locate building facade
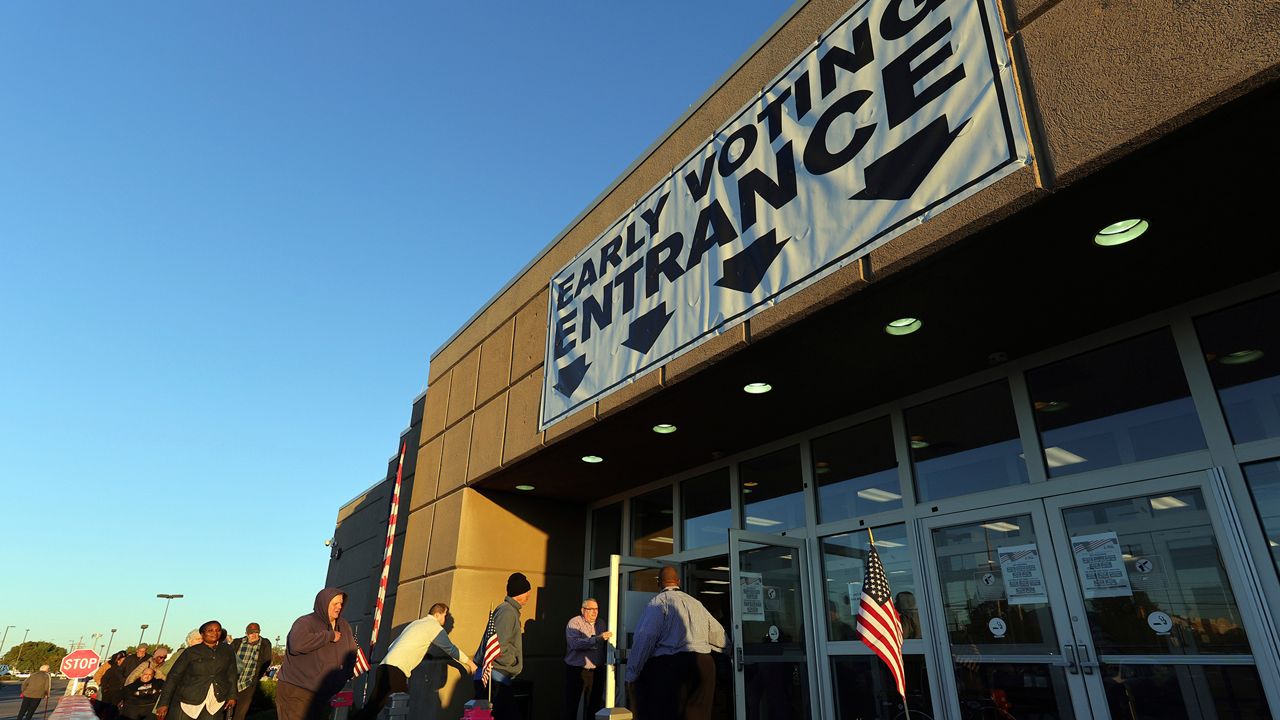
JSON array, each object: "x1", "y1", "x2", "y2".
[{"x1": 375, "y1": 0, "x2": 1280, "y2": 718}]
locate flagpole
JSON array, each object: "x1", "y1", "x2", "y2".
[{"x1": 487, "y1": 605, "x2": 493, "y2": 708}]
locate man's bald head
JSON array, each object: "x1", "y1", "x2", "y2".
[{"x1": 660, "y1": 566, "x2": 680, "y2": 587}]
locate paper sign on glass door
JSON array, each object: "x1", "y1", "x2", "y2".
[
  {"x1": 740, "y1": 572, "x2": 766, "y2": 621},
  {"x1": 997, "y1": 543, "x2": 1048, "y2": 605},
  {"x1": 1071, "y1": 531, "x2": 1133, "y2": 599}
]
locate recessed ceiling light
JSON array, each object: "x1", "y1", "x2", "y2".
[
  {"x1": 909, "y1": 435, "x2": 929, "y2": 449},
  {"x1": 872, "y1": 539, "x2": 904, "y2": 548},
  {"x1": 1034, "y1": 400, "x2": 1071, "y2": 413},
  {"x1": 743, "y1": 481, "x2": 759, "y2": 487},
  {"x1": 745, "y1": 516, "x2": 783, "y2": 527},
  {"x1": 857, "y1": 488, "x2": 903, "y2": 503},
  {"x1": 704, "y1": 579, "x2": 730, "y2": 585},
  {"x1": 815, "y1": 461, "x2": 831, "y2": 475},
  {"x1": 1150, "y1": 495, "x2": 1188, "y2": 511},
  {"x1": 1219, "y1": 349, "x2": 1264, "y2": 365},
  {"x1": 1094, "y1": 218, "x2": 1149, "y2": 246},
  {"x1": 700, "y1": 590, "x2": 725, "y2": 595},
  {"x1": 582, "y1": 455, "x2": 604, "y2": 464},
  {"x1": 515, "y1": 484, "x2": 535, "y2": 491},
  {"x1": 743, "y1": 382, "x2": 772, "y2": 394},
  {"x1": 652, "y1": 423, "x2": 678, "y2": 434},
  {"x1": 1043, "y1": 447, "x2": 1087, "y2": 468},
  {"x1": 981, "y1": 521, "x2": 1021, "y2": 532},
  {"x1": 711, "y1": 566, "x2": 730, "y2": 571},
  {"x1": 885, "y1": 317, "x2": 923, "y2": 336}
]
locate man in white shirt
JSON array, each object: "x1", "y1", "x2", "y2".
[{"x1": 353, "y1": 603, "x2": 475, "y2": 720}]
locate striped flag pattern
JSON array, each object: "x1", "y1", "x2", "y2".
[
  {"x1": 1000, "y1": 548, "x2": 1038, "y2": 563},
  {"x1": 354, "y1": 645, "x2": 371, "y2": 676},
  {"x1": 370, "y1": 442, "x2": 407, "y2": 648},
  {"x1": 857, "y1": 536, "x2": 906, "y2": 698},
  {"x1": 480, "y1": 610, "x2": 501, "y2": 687},
  {"x1": 1073, "y1": 538, "x2": 1112, "y2": 553}
]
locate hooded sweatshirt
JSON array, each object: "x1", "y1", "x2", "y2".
[{"x1": 277, "y1": 588, "x2": 357, "y2": 697}]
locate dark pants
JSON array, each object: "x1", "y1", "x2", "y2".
[
  {"x1": 473, "y1": 680, "x2": 517, "y2": 720},
  {"x1": 352, "y1": 665, "x2": 408, "y2": 720},
  {"x1": 561, "y1": 665, "x2": 603, "y2": 720},
  {"x1": 229, "y1": 684, "x2": 256, "y2": 720},
  {"x1": 274, "y1": 681, "x2": 329, "y2": 720},
  {"x1": 635, "y1": 652, "x2": 715, "y2": 720},
  {"x1": 17, "y1": 697, "x2": 42, "y2": 720}
]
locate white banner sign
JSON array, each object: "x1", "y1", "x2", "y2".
[{"x1": 541, "y1": 0, "x2": 1030, "y2": 428}]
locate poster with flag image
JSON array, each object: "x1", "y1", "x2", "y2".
[{"x1": 857, "y1": 530, "x2": 906, "y2": 703}]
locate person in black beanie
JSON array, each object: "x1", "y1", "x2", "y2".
[{"x1": 473, "y1": 572, "x2": 532, "y2": 720}]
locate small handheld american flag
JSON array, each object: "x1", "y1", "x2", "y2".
[
  {"x1": 480, "y1": 610, "x2": 501, "y2": 687},
  {"x1": 354, "y1": 645, "x2": 371, "y2": 677},
  {"x1": 857, "y1": 528, "x2": 906, "y2": 699}
]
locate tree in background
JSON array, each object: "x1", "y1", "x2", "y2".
[{"x1": 1, "y1": 641, "x2": 69, "y2": 673}]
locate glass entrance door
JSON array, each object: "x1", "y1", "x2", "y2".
[
  {"x1": 924, "y1": 471, "x2": 1279, "y2": 719},
  {"x1": 729, "y1": 530, "x2": 819, "y2": 720}
]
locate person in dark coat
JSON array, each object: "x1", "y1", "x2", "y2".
[
  {"x1": 154, "y1": 621, "x2": 239, "y2": 720},
  {"x1": 97, "y1": 652, "x2": 130, "y2": 720},
  {"x1": 122, "y1": 646, "x2": 149, "y2": 679},
  {"x1": 17, "y1": 664, "x2": 51, "y2": 720},
  {"x1": 120, "y1": 667, "x2": 165, "y2": 720},
  {"x1": 275, "y1": 588, "x2": 358, "y2": 720}
]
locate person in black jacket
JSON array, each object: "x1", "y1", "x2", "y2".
[
  {"x1": 97, "y1": 652, "x2": 129, "y2": 720},
  {"x1": 120, "y1": 667, "x2": 165, "y2": 720},
  {"x1": 155, "y1": 621, "x2": 239, "y2": 720}
]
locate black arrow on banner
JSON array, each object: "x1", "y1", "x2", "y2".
[
  {"x1": 553, "y1": 355, "x2": 591, "y2": 398},
  {"x1": 852, "y1": 115, "x2": 969, "y2": 201},
  {"x1": 621, "y1": 302, "x2": 674, "y2": 355},
  {"x1": 715, "y1": 229, "x2": 790, "y2": 294}
]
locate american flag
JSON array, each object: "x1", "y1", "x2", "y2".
[
  {"x1": 480, "y1": 610, "x2": 501, "y2": 687},
  {"x1": 354, "y1": 645, "x2": 370, "y2": 676},
  {"x1": 857, "y1": 535, "x2": 905, "y2": 698}
]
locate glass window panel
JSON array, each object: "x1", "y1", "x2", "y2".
[
  {"x1": 812, "y1": 416, "x2": 900, "y2": 523},
  {"x1": 683, "y1": 557, "x2": 735, "y2": 719},
  {"x1": 821, "y1": 524, "x2": 920, "y2": 641},
  {"x1": 682, "y1": 468, "x2": 732, "y2": 550},
  {"x1": 1196, "y1": 292, "x2": 1280, "y2": 444},
  {"x1": 1026, "y1": 329, "x2": 1206, "y2": 477},
  {"x1": 830, "y1": 655, "x2": 932, "y2": 720},
  {"x1": 907, "y1": 381, "x2": 1028, "y2": 501},
  {"x1": 1100, "y1": 664, "x2": 1270, "y2": 720},
  {"x1": 740, "y1": 446, "x2": 805, "y2": 533},
  {"x1": 589, "y1": 576, "x2": 610, "y2": 630},
  {"x1": 1059, "y1": 489, "x2": 1251, "y2": 655},
  {"x1": 739, "y1": 544, "x2": 811, "y2": 720},
  {"x1": 591, "y1": 503, "x2": 622, "y2": 568},
  {"x1": 932, "y1": 515, "x2": 1059, "y2": 653},
  {"x1": 954, "y1": 663, "x2": 1076, "y2": 720},
  {"x1": 630, "y1": 489, "x2": 673, "y2": 558},
  {"x1": 1243, "y1": 459, "x2": 1280, "y2": 580}
]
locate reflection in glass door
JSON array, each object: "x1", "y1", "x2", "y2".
[
  {"x1": 729, "y1": 530, "x2": 817, "y2": 720},
  {"x1": 924, "y1": 503, "x2": 1095, "y2": 719},
  {"x1": 1046, "y1": 474, "x2": 1275, "y2": 719}
]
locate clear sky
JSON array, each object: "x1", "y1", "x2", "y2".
[{"x1": 0, "y1": 1, "x2": 792, "y2": 656}]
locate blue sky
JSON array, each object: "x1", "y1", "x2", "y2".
[{"x1": 0, "y1": 1, "x2": 791, "y2": 655}]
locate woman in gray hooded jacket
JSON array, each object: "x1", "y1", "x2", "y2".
[{"x1": 275, "y1": 588, "x2": 358, "y2": 720}]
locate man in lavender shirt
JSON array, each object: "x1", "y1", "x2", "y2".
[{"x1": 562, "y1": 598, "x2": 613, "y2": 720}]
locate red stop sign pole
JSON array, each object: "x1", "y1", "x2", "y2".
[{"x1": 61, "y1": 649, "x2": 101, "y2": 680}]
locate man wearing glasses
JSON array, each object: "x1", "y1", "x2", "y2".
[
  {"x1": 228, "y1": 624, "x2": 272, "y2": 720},
  {"x1": 562, "y1": 599, "x2": 613, "y2": 720}
]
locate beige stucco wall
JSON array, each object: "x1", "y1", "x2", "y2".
[{"x1": 395, "y1": 0, "x2": 1280, "y2": 716}]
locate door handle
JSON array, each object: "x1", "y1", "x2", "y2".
[
  {"x1": 735, "y1": 647, "x2": 743, "y2": 672},
  {"x1": 1076, "y1": 644, "x2": 1097, "y2": 675},
  {"x1": 1063, "y1": 644, "x2": 1079, "y2": 675}
]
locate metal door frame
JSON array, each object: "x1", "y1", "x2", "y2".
[
  {"x1": 603, "y1": 554, "x2": 665, "y2": 710},
  {"x1": 728, "y1": 528, "x2": 821, "y2": 720}
]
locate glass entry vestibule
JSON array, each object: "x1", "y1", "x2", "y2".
[
  {"x1": 582, "y1": 283, "x2": 1280, "y2": 719},
  {"x1": 923, "y1": 469, "x2": 1275, "y2": 719}
]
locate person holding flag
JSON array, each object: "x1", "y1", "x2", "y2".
[
  {"x1": 857, "y1": 528, "x2": 908, "y2": 713},
  {"x1": 472, "y1": 573, "x2": 532, "y2": 720}
]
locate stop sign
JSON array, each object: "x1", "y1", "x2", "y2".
[{"x1": 60, "y1": 650, "x2": 101, "y2": 679}]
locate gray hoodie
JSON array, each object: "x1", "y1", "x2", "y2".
[{"x1": 277, "y1": 588, "x2": 357, "y2": 697}]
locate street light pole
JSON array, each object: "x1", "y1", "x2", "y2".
[
  {"x1": 15, "y1": 628, "x2": 32, "y2": 668},
  {"x1": 104, "y1": 629, "x2": 117, "y2": 658},
  {"x1": 138, "y1": 625, "x2": 149, "y2": 647},
  {"x1": 155, "y1": 594, "x2": 183, "y2": 648},
  {"x1": 1, "y1": 626, "x2": 13, "y2": 656}
]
